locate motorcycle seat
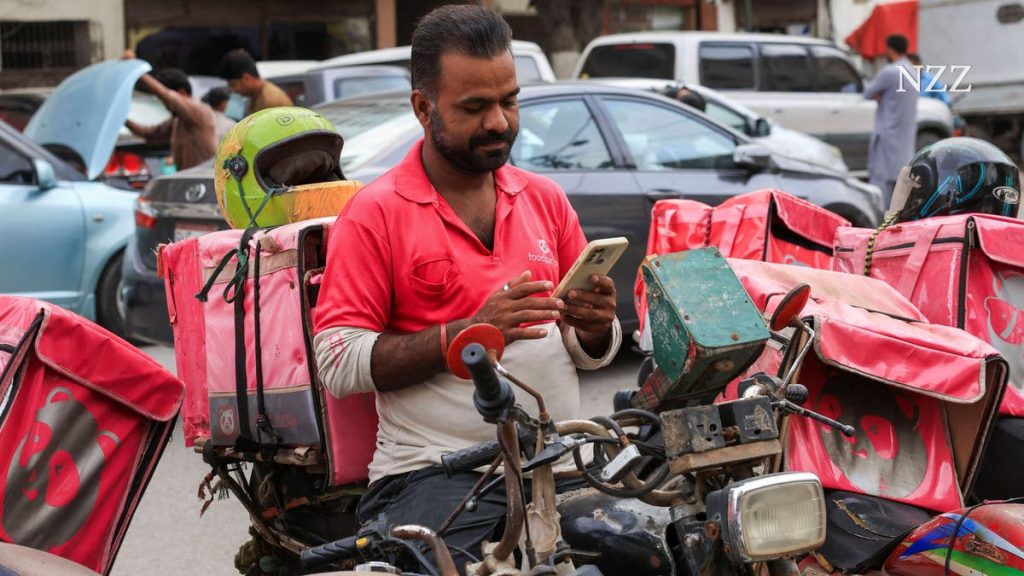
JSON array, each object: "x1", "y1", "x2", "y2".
[{"x1": 816, "y1": 490, "x2": 934, "y2": 573}]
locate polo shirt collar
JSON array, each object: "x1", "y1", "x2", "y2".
[{"x1": 392, "y1": 139, "x2": 528, "y2": 204}]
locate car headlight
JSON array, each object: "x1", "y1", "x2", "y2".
[{"x1": 706, "y1": 472, "x2": 826, "y2": 563}]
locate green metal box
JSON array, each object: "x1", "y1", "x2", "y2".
[{"x1": 639, "y1": 248, "x2": 768, "y2": 408}]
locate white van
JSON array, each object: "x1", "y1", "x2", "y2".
[
  {"x1": 573, "y1": 32, "x2": 954, "y2": 174},
  {"x1": 313, "y1": 40, "x2": 557, "y2": 84}
]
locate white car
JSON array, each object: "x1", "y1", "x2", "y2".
[
  {"x1": 312, "y1": 40, "x2": 557, "y2": 84},
  {"x1": 593, "y1": 78, "x2": 849, "y2": 174},
  {"x1": 574, "y1": 32, "x2": 955, "y2": 176}
]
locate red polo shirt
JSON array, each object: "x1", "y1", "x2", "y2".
[{"x1": 315, "y1": 140, "x2": 587, "y2": 335}]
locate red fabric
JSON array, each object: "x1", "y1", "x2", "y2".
[
  {"x1": 726, "y1": 260, "x2": 1003, "y2": 512},
  {"x1": 315, "y1": 139, "x2": 588, "y2": 335},
  {"x1": 0, "y1": 296, "x2": 182, "y2": 573},
  {"x1": 834, "y1": 214, "x2": 1024, "y2": 415},
  {"x1": 845, "y1": 0, "x2": 919, "y2": 59}
]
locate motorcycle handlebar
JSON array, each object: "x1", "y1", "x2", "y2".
[
  {"x1": 463, "y1": 343, "x2": 514, "y2": 423},
  {"x1": 299, "y1": 535, "x2": 362, "y2": 569},
  {"x1": 441, "y1": 427, "x2": 537, "y2": 477}
]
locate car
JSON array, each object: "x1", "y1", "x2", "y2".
[
  {"x1": 590, "y1": 77, "x2": 849, "y2": 174},
  {"x1": 310, "y1": 41, "x2": 557, "y2": 84},
  {"x1": 0, "y1": 87, "x2": 173, "y2": 190},
  {"x1": 573, "y1": 32, "x2": 955, "y2": 175},
  {"x1": 267, "y1": 65, "x2": 412, "y2": 108},
  {"x1": 0, "y1": 59, "x2": 153, "y2": 337},
  {"x1": 122, "y1": 82, "x2": 882, "y2": 344}
]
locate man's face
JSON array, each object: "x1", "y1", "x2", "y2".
[
  {"x1": 421, "y1": 50, "x2": 520, "y2": 174},
  {"x1": 227, "y1": 74, "x2": 257, "y2": 97}
]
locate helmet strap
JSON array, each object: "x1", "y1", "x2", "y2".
[{"x1": 226, "y1": 160, "x2": 279, "y2": 229}]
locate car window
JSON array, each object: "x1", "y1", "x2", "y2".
[
  {"x1": 333, "y1": 76, "x2": 411, "y2": 100},
  {"x1": 704, "y1": 101, "x2": 749, "y2": 134},
  {"x1": 810, "y1": 46, "x2": 862, "y2": 93},
  {"x1": 515, "y1": 56, "x2": 542, "y2": 83},
  {"x1": 317, "y1": 100, "x2": 412, "y2": 142},
  {"x1": 602, "y1": 97, "x2": 737, "y2": 170},
  {"x1": 699, "y1": 45, "x2": 755, "y2": 90},
  {"x1": 510, "y1": 99, "x2": 613, "y2": 171},
  {"x1": 760, "y1": 44, "x2": 814, "y2": 92},
  {"x1": 579, "y1": 43, "x2": 675, "y2": 80},
  {"x1": 0, "y1": 139, "x2": 34, "y2": 185}
]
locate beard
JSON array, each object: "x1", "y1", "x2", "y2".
[{"x1": 429, "y1": 108, "x2": 518, "y2": 174}]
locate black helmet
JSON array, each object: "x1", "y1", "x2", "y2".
[{"x1": 890, "y1": 137, "x2": 1021, "y2": 223}]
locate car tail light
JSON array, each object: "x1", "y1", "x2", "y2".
[
  {"x1": 135, "y1": 197, "x2": 157, "y2": 229},
  {"x1": 105, "y1": 151, "x2": 152, "y2": 189}
]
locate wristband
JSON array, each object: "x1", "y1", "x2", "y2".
[{"x1": 440, "y1": 322, "x2": 449, "y2": 369}]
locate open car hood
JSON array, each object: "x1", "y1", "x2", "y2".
[{"x1": 25, "y1": 59, "x2": 152, "y2": 180}]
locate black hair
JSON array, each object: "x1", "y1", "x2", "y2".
[
  {"x1": 676, "y1": 88, "x2": 706, "y2": 112},
  {"x1": 219, "y1": 48, "x2": 260, "y2": 80},
  {"x1": 907, "y1": 52, "x2": 922, "y2": 65},
  {"x1": 410, "y1": 4, "x2": 513, "y2": 98},
  {"x1": 887, "y1": 34, "x2": 909, "y2": 55},
  {"x1": 153, "y1": 68, "x2": 192, "y2": 95},
  {"x1": 202, "y1": 86, "x2": 231, "y2": 108}
]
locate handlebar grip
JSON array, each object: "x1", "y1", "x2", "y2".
[
  {"x1": 300, "y1": 535, "x2": 362, "y2": 569},
  {"x1": 463, "y1": 343, "x2": 502, "y2": 404},
  {"x1": 442, "y1": 438, "x2": 502, "y2": 477}
]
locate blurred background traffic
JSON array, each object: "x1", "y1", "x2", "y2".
[{"x1": 0, "y1": 0, "x2": 1020, "y2": 345}]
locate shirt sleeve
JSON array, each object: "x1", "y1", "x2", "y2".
[
  {"x1": 314, "y1": 326, "x2": 380, "y2": 398},
  {"x1": 314, "y1": 204, "x2": 394, "y2": 334},
  {"x1": 863, "y1": 66, "x2": 893, "y2": 100}
]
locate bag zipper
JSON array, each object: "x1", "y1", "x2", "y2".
[
  {"x1": 834, "y1": 236, "x2": 968, "y2": 253},
  {"x1": 957, "y1": 219, "x2": 976, "y2": 328}
]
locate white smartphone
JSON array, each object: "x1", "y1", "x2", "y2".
[{"x1": 552, "y1": 237, "x2": 629, "y2": 299}]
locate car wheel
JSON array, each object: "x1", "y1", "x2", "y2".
[
  {"x1": 916, "y1": 129, "x2": 943, "y2": 153},
  {"x1": 96, "y1": 252, "x2": 128, "y2": 339}
]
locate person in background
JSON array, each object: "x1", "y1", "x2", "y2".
[
  {"x1": 674, "y1": 86, "x2": 707, "y2": 112},
  {"x1": 219, "y1": 49, "x2": 293, "y2": 116},
  {"x1": 201, "y1": 86, "x2": 237, "y2": 144},
  {"x1": 907, "y1": 53, "x2": 952, "y2": 106},
  {"x1": 122, "y1": 50, "x2": 216, "y2": 171},
  {"x1": 864, "y1": 34, "x2": 919, "y2": 205}
]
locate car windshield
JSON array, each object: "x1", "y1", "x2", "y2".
[{"x1": 316, "y1": 99, "x2": 418, "y2": 172}]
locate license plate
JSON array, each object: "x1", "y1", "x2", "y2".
[{"x1": 174, "y1": 223, "x2": 217, "y2": 242}]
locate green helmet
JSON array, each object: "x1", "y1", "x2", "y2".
[{"x1": 215, "y1": 107, "x2": 345, "y2": 228}]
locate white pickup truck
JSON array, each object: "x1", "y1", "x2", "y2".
[
  {"x1": 573, "y1": 32, "x2": 955, "y2": 176},
  {"x1": 920, "y1": 0, "x2": 1024, "y2": 162}
]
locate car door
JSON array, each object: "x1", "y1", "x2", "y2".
[
  {"x1": 809, "y1": 45, "x2": 873, "y2": 172},
  {"x1": 509, "y1": 95, "x2": 645, "y2": 329},
  {"x1": 595, "y1": 94, "x2": 779, "y2": 209},
  {"x1": 0, "y1": 137, "x2": 86, "y2": 309}
]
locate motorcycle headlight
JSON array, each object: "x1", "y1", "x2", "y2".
[{"x1": 706, "y1": 472, "x2": 826, "y2": 563}]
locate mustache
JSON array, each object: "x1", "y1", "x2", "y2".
[{"x1": 469, "y1": 129, "x2": 516, "y2": 149}]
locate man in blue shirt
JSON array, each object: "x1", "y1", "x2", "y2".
[{"x1": 908, "y1": 53, "x2": 952, "y2": 106}]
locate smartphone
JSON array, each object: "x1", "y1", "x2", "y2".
[{"x1": 552, "y1": 237, "x2": 629, "y2": 299}]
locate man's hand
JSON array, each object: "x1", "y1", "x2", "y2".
[
  {"x1": 470, "y1": 270, "x2": 564, "y2": 344},
  {"x1": 561, "y1": 274, "x2": 616, "y2": 354},
  {"x1": 121, "y1": 49, "x2": 137, "y2": 61}
]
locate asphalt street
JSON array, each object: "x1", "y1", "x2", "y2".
[{"x1": 111, "y1": 345, "x2": 642, "y2": 575}]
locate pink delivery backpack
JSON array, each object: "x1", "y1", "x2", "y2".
[
  {"x1": 834, "y1": 214, "x2": 1024, "y2": 416},
  {"x1": 635, "y1": 189, "x2": 849, "y2": 343},
  {"x1": 0, "y1": 295, "x2": 184, "y2": 574},
  {"x1": 158, "y1": 218, "x2": 377, "y2": 487}
]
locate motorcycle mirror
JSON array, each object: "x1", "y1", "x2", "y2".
[
  {"x1": 447, "y1": 323, "x2": 505, "y2": 380},
  {"x1": 770, "y1": 283, "x2": 811, "y2": 332}
]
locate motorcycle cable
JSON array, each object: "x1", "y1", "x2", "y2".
[{"x1": 943, "y1": 496, "x2": 1024, "y2": 575}]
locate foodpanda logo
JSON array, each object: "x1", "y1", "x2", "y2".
[
  {"x1": 985, "y1": 270, "x2": 1024, "y2": 392},
  {"x1": 529, "y1": 238, "x2": 557, "y2": 265}
]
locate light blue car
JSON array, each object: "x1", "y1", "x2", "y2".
[{"x1": 0, "y1": 59, "x2": 153, "y2": 337}]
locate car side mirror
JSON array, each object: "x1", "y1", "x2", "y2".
[
  {"x1": 753, "y1": 118, "x2": 771, "y2": 137},
  {"x1": 733, "y1": 143, "x2": 772, "y2": 170},
  {"x1": 33, "y1": 158, "x2": 56, "y2": 191}
]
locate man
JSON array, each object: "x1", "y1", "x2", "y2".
[
  {"x1": 313, "y1": 4, "x2": 621, "y2": 567},
  {"x1": 674, "y1": 85, "x2": 707, "y2": 112},
  {"x1": 201, "y1": 86, "x2": 237, "y2": 144},
  {"x1": 122, "y1": 51, "x2": 217, "y2": 171},
  {"x1": 219, "y1": 49, "x2": 292, "y2": 116},
  {"x1": 864, "y1": 34, "x2": 919, "y2": 205},
  {"x1": 907, "y1": 53, "x2": 952, "y2": 106}
]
